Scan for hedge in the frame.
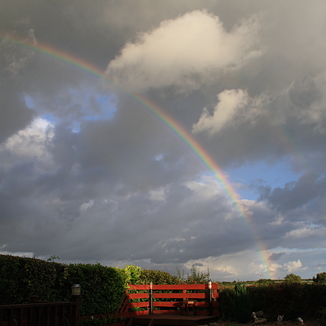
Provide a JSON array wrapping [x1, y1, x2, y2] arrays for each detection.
[[0, 255, 126, 316], [220, 282, 326, 321]]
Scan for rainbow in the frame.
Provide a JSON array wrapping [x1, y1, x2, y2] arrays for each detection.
[[1, 32, 274, 279]]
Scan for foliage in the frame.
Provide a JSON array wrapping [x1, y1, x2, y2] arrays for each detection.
[[138, 269, 181, 284], [3, 254, 326, 322], [177, 265, 211, 284], [219, 286, 235, 320], [313, 272, 326, 284], [122, 265, 142, 284], [247, 284, 271, 315], [233, 283, 251, 323], [246, 282, 326, 321], [318, 307, 326, 326], [47, 255, 60, 262], [0, 254, 64, 304], [62, 263, 126, 315], [0, 255, 126, 316], [284, 273, 302, 284], [254, 279, 275, 286]]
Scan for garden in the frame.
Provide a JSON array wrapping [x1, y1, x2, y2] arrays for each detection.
[[1, 255, 326, 326]]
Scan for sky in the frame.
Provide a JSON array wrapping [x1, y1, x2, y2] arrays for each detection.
[[1, 0, 326, 282]]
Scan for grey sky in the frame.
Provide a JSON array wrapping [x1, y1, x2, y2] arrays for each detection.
[[1, 0, 326, 281]]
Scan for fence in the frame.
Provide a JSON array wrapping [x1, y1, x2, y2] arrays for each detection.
[[0, 298, 80, 326], [116, 283, 219, 318]]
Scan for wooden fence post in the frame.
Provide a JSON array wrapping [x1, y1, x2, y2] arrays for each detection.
[[71, 284, 81, 326], [71, 295, 81, 326], [149, 282, 153, 314], [208, 282, 213, 315]]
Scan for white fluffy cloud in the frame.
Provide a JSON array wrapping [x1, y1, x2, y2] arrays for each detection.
[[193, 89, 265, 135], [284, 259, 304, 273], [106, 10, 261, 93], [0, 118, 54, 168]]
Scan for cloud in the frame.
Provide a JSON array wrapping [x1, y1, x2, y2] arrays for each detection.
[[1, 0, 326, 282], [284, 227, 326, 240], [0, 118, 54, 166], [106, 10, 261, 93], [269, 252, 285, 261], [288, 73, 326, 133], [284, 259, 304, 273], [258, 172, 326, 212], [192, 89, 265, 135], [79, 200, 94, 214]]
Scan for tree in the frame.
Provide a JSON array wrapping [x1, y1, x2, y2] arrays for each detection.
[[313, 272, 326, 284], [255, 279, 275, 286], [283, 273, 302, 283], [176, 265, 211, 284]]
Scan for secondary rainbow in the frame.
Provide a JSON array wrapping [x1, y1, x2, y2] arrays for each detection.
[[2, 33, 274, 279]]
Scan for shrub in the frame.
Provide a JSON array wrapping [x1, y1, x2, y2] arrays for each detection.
[[234, 283, 251, 323], [313, 272, 326, 284], [0, 255, 64, 304], [254, 279, 275, 286], [284, 273, 302, 284], [0, 255, 126, 316], [318, 307, 326, 326], [139, 269, 181, 284], [63, 263, 126, 315], [219, 286, 235, 320], [181, 265, 211, 284], [123, 265, 142, 284]]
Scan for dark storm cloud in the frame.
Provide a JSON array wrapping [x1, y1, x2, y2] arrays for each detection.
[[269, 253, 285, 262], [0, 34, 35, 141], [258, 172, 326, 212]]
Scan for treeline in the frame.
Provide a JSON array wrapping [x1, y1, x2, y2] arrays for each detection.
[[220, 272, 326, 286]]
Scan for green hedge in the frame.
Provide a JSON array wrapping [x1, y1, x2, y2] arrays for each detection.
[[62, 263, 127, 315], [219, 282, 326, 322], [0, 255, 126, 316], [0, 255, 64, 304], [247, 283, 326, 320]]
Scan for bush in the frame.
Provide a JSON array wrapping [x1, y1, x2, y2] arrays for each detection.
[[139, 269, 181, 284], [63, 263, 126, 315], [123, 265, 142, 284], [0, 255, 126, 316], [254, 279, 275, 286], [313, 272, 326, 284], [219, 286, 235, 320], [318, 307, 326, 326], [284, 273, 302, 284], [0, 255, 65, 304], [177, 265, 211, 284], [234, 283, 251, 323]]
